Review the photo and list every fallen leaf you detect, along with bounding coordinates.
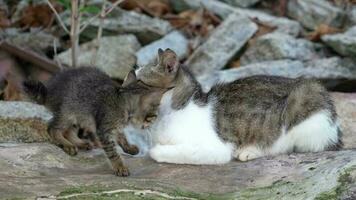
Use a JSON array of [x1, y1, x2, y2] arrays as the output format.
[[0, 8, 11, 28], [229, 60, 241, 68], [248, 18, 277, 45], [3, 78, 23, 101], [306, 24, 342, 42], [120, 0, 171, 17], [165, 8, 221, 38], [19, 2, 63, 29], [0, 52, 26, 101]]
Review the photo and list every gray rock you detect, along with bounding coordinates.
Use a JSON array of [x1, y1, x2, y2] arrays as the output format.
[[347, 6, 356, 27], [235, 8, 302, 36], [169, 0, 301, 36], [322, 26, 356, 57], [79, 8, 173, 44], [58, 35, 141, 80], [169, 0, 234, 18], [0, 101, 52, 143], [287, 0, 346, 30], [136, 31, 189, 67], [240, 32, 318, 65], [199, 58, 356, 89], [0, 143, 355, 199], [219, 0, 261, 8], [1, 29, 61, 54], [185, 13, 257, 76], [332, 92, 356, 149]]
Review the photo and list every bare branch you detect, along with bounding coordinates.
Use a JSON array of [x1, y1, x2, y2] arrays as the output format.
[[79, 0, 124, 34], [90, 2, 107, 65], [70, 0, 80, 67], [45, 0, 70, 34], [53, 39, 63, 70], [0, 41, 64, 73]]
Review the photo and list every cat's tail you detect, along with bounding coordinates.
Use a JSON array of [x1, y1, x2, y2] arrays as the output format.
[[22, 80, 47, 104]]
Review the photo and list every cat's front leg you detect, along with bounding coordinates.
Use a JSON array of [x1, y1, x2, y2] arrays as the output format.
[[98, 130, 129, 176]]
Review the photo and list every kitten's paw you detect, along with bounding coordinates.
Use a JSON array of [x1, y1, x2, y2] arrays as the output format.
[[63, 145, 78, 156], [77, 141, 94, 151], [238, 147, 263, 162], [126, 145, 139, 155], [115, 166, 130, 177]]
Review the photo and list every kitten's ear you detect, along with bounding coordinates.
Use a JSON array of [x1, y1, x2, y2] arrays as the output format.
[[158, 48, 179, 75], [158, 48, 164, 56], [122, 70, 137, 87], [157, 48, 164, 64]]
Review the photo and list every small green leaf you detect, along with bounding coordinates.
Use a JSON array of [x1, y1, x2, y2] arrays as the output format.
[[80, 5, 101, 14], [57, 0, 71, 9]]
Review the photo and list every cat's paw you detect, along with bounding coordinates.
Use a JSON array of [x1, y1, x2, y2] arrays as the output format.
[[237, 147, 263, 162], [63, 145, 78, 156], [149, 146, 164, 162], [114, 165, 130, 177]]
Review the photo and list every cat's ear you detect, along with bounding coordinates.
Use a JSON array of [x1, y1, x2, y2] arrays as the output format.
[[122, 70, 137, 87], [158, 48, 179, 75]]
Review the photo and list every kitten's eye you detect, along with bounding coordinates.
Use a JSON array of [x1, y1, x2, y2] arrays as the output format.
[[133, 64, 139, 70]]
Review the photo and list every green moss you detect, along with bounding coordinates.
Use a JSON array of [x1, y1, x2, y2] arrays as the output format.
[[5, 198, 25, 200], [58, 192, 168, 200], [173, 189, 235, 200], [58, 185, 236, 200], [58, 185, 109, 196], [315, 166, 355, 200]]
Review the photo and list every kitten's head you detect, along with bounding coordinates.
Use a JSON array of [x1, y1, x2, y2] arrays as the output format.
[[135, 48, 180, 89], [121, 70, 166, 129]]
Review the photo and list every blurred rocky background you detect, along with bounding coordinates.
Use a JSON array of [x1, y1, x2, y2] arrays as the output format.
[[1, 0, 356, 199]]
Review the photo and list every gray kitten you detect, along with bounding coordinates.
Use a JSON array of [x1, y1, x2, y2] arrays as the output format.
[[135, 49, 342, 165], [23, 67, 166, 175]]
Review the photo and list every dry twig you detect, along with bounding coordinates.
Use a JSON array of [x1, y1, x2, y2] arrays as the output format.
[[45, 0, 70, 34], [79, 0, 124, 33]]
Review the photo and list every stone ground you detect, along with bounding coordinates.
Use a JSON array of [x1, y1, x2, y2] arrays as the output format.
[[0, 93, 356, 200], [0, 144, 355, 200]]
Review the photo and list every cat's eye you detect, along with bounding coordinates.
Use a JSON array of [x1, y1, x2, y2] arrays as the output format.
[[144, 114, 157, 123]]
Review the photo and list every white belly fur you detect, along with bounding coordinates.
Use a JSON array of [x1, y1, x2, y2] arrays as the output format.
[[269, 109, 339, 154], [148, 90, 234, 165]]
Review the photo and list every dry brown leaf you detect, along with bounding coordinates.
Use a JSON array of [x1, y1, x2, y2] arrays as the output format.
[[165, 8, 220, 38], [120, 0, 171, 17], [0, 52, 26, 101], [0, 9, 11, 28], [248, 18, 277, 45], [229, 60, 241, 68], [146, 0, 171, 17], [306, 24, 342, 42], [3, 78, 23, 101], [19, 2, 62, 29]]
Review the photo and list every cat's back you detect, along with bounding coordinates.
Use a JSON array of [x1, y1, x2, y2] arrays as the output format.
[[209, 75, 298, 107], [45, 67, 116, 111]]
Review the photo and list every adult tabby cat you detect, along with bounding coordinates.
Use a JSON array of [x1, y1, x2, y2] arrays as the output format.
[[135, 49, 343, 164]]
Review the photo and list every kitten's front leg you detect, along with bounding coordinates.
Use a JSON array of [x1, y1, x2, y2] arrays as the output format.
[[98, 130, 129, 176], [117, 132, 139, 155]]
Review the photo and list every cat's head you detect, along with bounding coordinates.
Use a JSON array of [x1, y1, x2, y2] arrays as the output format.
[[135, 48, 180, 89], [121, 70, 166, 129]]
